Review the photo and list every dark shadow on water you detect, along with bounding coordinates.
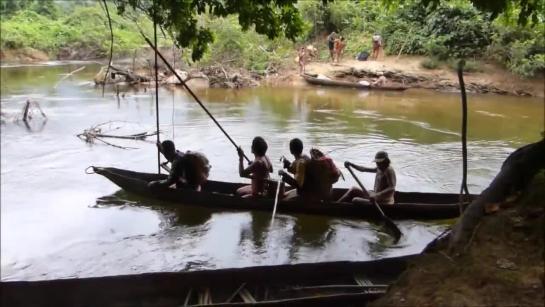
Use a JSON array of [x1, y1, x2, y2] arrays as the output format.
[[94, 189, 216, 228]]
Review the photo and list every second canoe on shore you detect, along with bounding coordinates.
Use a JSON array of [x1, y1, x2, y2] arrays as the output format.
[[302, 73, 409, 91]]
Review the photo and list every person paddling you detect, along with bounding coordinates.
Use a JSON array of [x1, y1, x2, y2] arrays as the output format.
[[236, 136, 273, 198], [338, 151, 396, 204], [279, 138, 310, 200], [148, 140, 210, 191]]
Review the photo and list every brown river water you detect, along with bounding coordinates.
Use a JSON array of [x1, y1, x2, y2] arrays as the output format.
[[1, 63, 543, 281]]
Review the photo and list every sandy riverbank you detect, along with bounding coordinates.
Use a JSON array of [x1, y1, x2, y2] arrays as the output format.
[[274, 55, 544, 97]]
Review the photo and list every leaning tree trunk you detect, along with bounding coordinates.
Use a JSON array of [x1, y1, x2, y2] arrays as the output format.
[[448, 139, 545, 253]]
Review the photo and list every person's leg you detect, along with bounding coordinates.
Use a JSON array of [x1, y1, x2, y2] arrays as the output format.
[[337, 186, 370, 202], [283, 188, 298, 200], [352, 197, 372, 205], [236, 185, 252, 197]]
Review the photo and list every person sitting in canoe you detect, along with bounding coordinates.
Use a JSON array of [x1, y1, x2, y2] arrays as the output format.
[[337, 151, 396, 204], [294, 148, 341, 202], [279, 138, 310, 200], [148, 140, 210, 191], [236, 136, 273, 198]]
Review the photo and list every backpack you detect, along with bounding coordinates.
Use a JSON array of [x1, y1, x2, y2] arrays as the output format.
[[357, 51, 369, 61], [182, 151, 211, 186]]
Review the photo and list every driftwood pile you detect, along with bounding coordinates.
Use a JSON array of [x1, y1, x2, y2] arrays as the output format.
[[201, 65, 260, 89], [77, 121, 158, 149], [94, 65, 150, 85]]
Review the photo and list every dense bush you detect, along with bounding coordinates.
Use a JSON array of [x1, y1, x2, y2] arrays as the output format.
[[199, 16, 294, 71], [382, 2, 491, 59], [487, 24, 545, 77], [0, 4, 158, 58]]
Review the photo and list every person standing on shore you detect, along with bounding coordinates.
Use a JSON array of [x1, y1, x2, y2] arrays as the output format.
[[327, 31, 337, 62], [297, 47, 306, 74], [372, 33, 382, 60], [334, 36, 346, 63]]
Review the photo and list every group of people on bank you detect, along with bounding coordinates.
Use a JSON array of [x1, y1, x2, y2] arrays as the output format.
[[149, 137, 397, 205]]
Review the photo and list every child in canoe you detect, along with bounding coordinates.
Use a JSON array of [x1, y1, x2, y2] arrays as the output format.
[[236, 136, 273, 198]]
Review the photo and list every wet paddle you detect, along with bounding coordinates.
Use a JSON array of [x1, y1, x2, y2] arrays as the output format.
[[346, 165, 402, 243]]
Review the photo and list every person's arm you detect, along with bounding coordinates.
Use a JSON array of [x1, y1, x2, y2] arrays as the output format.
[[265, 155, 273, 173], [237, 147, 252, 178], [239, 162, 255, 179], [345, 161, 377, 173], [279, 170, 298, 188]]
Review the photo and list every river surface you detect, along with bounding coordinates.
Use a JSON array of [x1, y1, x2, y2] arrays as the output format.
[[1, 63, 543, 281]]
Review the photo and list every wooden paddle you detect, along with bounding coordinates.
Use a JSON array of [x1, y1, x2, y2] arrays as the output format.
[[346, 165, 402, 243]]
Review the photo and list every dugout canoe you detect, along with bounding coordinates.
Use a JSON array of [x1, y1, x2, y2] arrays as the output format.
[[90, 167, 471, 220], [1, 255, 413, 307], [302, 73, 409, 91]]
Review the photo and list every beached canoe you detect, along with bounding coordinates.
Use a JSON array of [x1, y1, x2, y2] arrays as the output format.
[[302, 73, 409, 91], [1, 255, 413, 306], [90, 167, 470, 220]]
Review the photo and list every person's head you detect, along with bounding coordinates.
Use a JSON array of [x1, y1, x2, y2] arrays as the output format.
[[251, 136, 268, 157], [289, 138, 304, 156], [331, 31, 336, 36], [373, 151, 390, 169], [310, 148, 324, 159], [161, 140, 177, 161]]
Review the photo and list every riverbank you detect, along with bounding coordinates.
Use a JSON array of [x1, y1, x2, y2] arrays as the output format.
[[2, 49, 544, 97], [287, 55, 544, 97], [370, 171, 545, 307]]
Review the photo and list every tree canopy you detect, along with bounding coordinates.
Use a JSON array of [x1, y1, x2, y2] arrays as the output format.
[[112, 0, 543, 62], [113, 0, 305, 61]]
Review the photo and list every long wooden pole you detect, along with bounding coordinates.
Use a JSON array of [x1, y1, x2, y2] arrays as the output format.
[[153, 6, 161, 174], [139, 30, 251, 163], [457, 60, 469, 206]]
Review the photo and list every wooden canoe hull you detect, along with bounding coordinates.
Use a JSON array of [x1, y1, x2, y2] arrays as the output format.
[[92, 167, 469, 220], [302, 74, 409, 91], [1, 255, 413, 306]]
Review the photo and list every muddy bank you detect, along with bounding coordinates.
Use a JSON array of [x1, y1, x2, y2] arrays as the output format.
[[370, 172, 544, 307], [302, 57, 544, 97], [333, 67, 534, 96]]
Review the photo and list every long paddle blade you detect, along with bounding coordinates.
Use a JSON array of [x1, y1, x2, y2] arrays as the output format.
[[346, 165, 402, 243]]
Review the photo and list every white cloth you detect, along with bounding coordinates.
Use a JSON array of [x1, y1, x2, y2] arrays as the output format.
[[358, 80, 370, 86]]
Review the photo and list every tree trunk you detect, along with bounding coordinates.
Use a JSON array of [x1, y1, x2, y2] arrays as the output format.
[[448, 139, 545, 253]]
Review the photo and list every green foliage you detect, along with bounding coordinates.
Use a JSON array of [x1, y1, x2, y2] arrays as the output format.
[[425, 3, 492, 58], [199, 16, 294, 71], [0, 3, 159, 57], [487, 23, 545, 77], [383, 2, 491, 59], [114, 0, 305, 61]]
